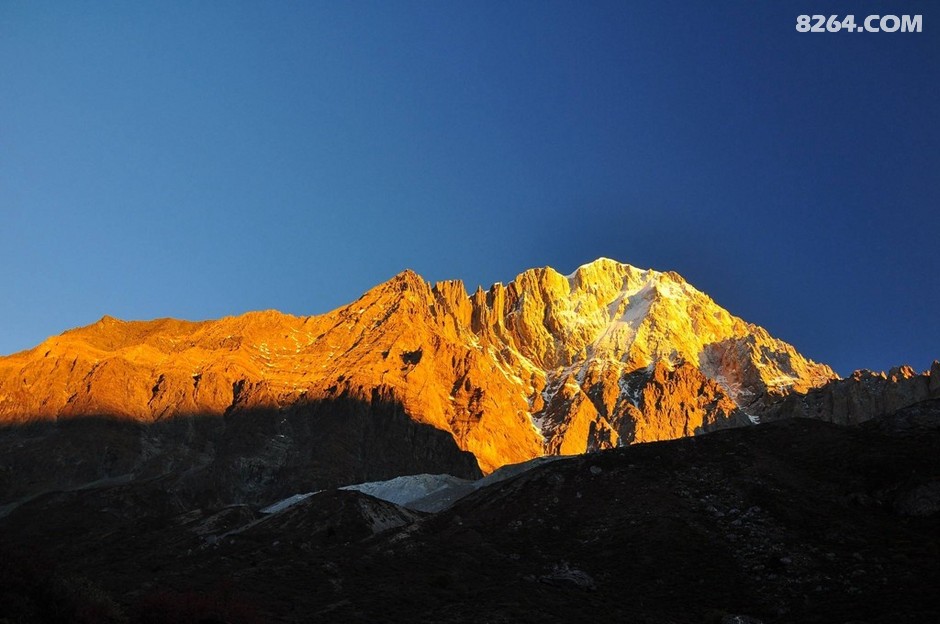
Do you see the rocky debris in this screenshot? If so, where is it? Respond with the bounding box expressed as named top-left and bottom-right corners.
top-left (236, 490), bottom-right (424, 547)
top-left (862, 395), bottom-right (940, 434)
top-left (893, 480), bottom-right (940, 517)
top-left (537, 561), bottom-right (596, 591)
top-left (721, 616), bottom-right (764, 624)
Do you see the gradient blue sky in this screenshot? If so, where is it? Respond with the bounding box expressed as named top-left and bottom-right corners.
top-left (1, 1), bottom-right (937, 375)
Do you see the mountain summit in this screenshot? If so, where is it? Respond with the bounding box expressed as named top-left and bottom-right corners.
top-left (0, 258), bottom-right (835, 472)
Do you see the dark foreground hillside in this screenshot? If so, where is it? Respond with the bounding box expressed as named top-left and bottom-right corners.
top-left (2, 400), bottom-right (939, 623)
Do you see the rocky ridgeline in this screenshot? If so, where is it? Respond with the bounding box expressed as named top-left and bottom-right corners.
top-left (0, 259), bottom-right (845, 480)
top-left (766, 361), bottom-right (940, 425)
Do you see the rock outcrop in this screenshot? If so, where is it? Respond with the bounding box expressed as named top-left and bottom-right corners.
top-left (766, 361), bottom-right (940, 425)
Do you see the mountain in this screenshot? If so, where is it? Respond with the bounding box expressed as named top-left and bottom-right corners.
top-left (0, 258), bottom-right (836, 479)
top-left (2, 257), bottom-right (938, 623)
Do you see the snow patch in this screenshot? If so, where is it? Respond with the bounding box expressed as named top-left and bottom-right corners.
top-left (617, 375), bottom-right (643, 408)
top-left (341, 474), bottom-right (471, 508)
top-left (260, 491), bottom-right (319, 514)
top-left (531, 413), bottom-right (550, 438)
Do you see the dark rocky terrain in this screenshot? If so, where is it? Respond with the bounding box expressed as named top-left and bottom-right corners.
top-left (0, 395), bottom-right (481, 516)
top-left (2, 399), bottom-right (938, 623)
top-left (766, 361), bottom-right (940, 425)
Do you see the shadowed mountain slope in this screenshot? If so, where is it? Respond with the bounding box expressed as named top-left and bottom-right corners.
top-left (2, 400), bottom-right (938, 623)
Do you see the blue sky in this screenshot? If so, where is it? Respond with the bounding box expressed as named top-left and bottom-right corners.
top-left (1, 1), bottom-right (937, 375)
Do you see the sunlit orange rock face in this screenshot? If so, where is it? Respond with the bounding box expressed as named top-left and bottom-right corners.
top-left (0, 259), bottom-right (837, 473)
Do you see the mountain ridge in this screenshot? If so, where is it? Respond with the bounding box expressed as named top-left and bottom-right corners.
top-left (0, 258), bottom-right (844, 473)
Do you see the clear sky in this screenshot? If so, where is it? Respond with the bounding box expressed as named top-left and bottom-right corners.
top-left (1, 1), bottom-right (937, 376)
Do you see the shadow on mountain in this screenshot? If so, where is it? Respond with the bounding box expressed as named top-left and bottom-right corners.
top-left (0, 394), bottom-right (482, 514)
top-left (2, 401), bottom-right (939, 623)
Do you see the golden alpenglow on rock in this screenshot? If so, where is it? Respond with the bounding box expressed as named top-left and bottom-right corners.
top-left (0, 259), bottom-right (837, 473)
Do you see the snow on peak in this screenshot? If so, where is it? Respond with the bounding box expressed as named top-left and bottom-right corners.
top-left (564, 257), bottom-right (638, 280)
